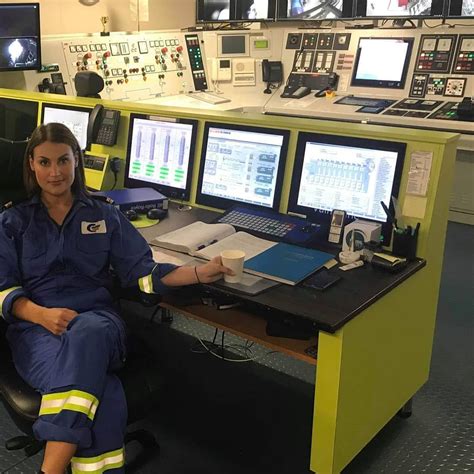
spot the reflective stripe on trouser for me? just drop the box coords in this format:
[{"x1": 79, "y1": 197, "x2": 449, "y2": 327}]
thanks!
[
  {"x1": 39, "y1": 389, "x2": 99, "y2": 421},
  {"x1": 71, "y1": 447, "x2": 125, "y2": 473}
]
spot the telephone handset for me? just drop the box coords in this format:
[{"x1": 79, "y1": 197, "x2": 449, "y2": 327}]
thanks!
[
  {"x1": 280, "y1": 85, "x2": 311, "y2": 99},
  {"x1": 87, "y1": 104, "x2": 121, "y2": 149},
  {"x1": 457, "y1": 97, "x2": 474, "y2": 119}
]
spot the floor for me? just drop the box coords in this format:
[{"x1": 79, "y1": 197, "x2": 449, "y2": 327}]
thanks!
[{"x1": 0, "y1": 222, "x2": 472, "y2": 473}]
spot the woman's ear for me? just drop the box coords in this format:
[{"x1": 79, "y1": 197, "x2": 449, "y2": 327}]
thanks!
[
  {"x1": 29, "y1": 155, "x2": 35, "y2": 171},
  {"x1": 74, "y1": 153, "x2": 79, "y2": 168}
]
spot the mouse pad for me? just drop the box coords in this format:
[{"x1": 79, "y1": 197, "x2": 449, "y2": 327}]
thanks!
[{"x1": 131, "y1": 216, "x2": 160, "y2": 229}]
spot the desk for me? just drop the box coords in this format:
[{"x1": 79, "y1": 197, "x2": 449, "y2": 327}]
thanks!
[{"x1": 142, "y1": 203, "x2": 428, "y2": 474}]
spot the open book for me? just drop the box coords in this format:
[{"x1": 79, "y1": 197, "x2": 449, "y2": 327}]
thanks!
[
  {"x1": 152, "y1": 221, "x2": 276, "y2": 261},
  {"x1": 152, "y1": 221, "x2": 335, "y2": 286}
]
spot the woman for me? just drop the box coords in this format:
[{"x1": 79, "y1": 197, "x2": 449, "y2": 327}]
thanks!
[{"x1": 0, "y1": 123, "x2": 232, "y2": 473}]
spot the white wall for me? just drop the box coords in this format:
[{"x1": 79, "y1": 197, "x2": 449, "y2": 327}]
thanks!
[{"x1": 0, "y1": 0, "x2": 197, "y2": 35}]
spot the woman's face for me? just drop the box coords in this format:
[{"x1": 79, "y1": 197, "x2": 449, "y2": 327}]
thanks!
[{"x1": 29, "y1": 141, "x2": 78, "y2": 198}]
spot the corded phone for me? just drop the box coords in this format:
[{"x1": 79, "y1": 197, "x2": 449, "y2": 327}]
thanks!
[
  {"x1": 281, "y1": 72, "x2": 339, "y2": 99},
  {"x1": 457, "y1": 97, "x2": 474, "y2": 119},
  {"x1": 262, "y1": 59, "x2": 283, "y2": 83},
  {"x1": 87, "y1": 104, "x2": 121, "y2": 148}
]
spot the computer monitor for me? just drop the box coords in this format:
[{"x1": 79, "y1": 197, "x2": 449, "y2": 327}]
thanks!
[
  {"x1": 447, "y1": 0, "x2": 474, "y2": 16},
  {"x1": 124, "y1": 114, "x2": 198, "y2": 200},
  {"x1": 355, "y1": 0, "x2": 444, "y2": 17},
  {"x1": 235, "y1": 0, "x2": 276, "y2": 20},
  {"x1": 351, "y1": 37, "x2": 414, "y2": 89},
  {"x1": 0, "y1": 97, "x2": 38, "y2": 141},
  {"x1": 277, "y1": 0, "x2": 354, "y2": 20},
  {"x1": 288, "y1": 132, "x2": 406, "y2": 245},
  {"x1": 196, "y1": 122, "x2": 290, "y2": 211},
  {"x1": 196, "y1": 0, "x2": 232, "y2": 21},
  {"x1": 41, "y1": 103, "x2": 90, "y2": 151},
  {"x1": 0, "y1": 3, "x2": 41, "y2": 72}
]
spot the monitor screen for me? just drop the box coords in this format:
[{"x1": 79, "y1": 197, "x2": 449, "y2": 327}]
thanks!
[
  {"x1": 236, "y1": 0, "x2": 276, "y2": 20},
  {"x1": 0, "y1": 3, "x2": 41, "y2": 72},
  {"x1": 41, "y1": 103, "x2": 90, "y2": 151},
  {"x1": 124, "y1": 114, "x2": 198, "y2": 200},
  {"x1": 277, "y1": 0, "x2": 354, "y2": 19},
  {"x1": 197, "y1": 0, "x2": 231, "y2": 21},
  {"x1": 351, "y1": 37, "x2": 414, "y2": 89},
  {"x1": 288, "y1": 132, "x2": 406, "y2": 245},
  {"x1": 0, "y1": 98, "x2": 38, "y2": 141},
  {"x1": 448, "y1": 0, "x2": 474, "y2": 16},
  {"x1": 196, "y1": 123, "x2": 289, "y2": 211},
  {"x1": 355, "y1": 0, "x2": 444, "y2": 17}
]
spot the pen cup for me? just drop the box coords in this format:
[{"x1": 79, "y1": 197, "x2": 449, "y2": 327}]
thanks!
[
  {"x1": 392, "y1": 226, "x2": 419, "y2": 261},
  {"x1": 220, "y1": 250, "x2": 246, "y2": 283}
]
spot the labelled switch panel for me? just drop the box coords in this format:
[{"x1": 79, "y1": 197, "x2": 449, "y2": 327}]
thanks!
[
  {"x1": 317, "y1": 33, "x2": 334, "y2": 50},
  {"x1": 313, "y1": 51, "x2": 335, "y2": 73},
  {"x1": 409, "y1": 73, "x2": 429, "y2": 97},
  {"x1": 415, "y1": 35, "x2": 457, "y2": 73},
  {"x1": 302, "y1": 33, "x2": 318, "y2": 50},
  {"x1": 185, "y1": 34, "x2": 208, "y2": 91},
  {"x1": 427, "y1": 76, "x2": 446, "y2": 95},
  {"x1": 293, "y1": 50, "x2": 315, "y2": 72},
  {"x1": 452, "y1": 35, "x2": 474, "y2": 74},
  {"x1": 286, "y1": 33, "x2": 302, "y2": 50},
  {"x1": 444, "y1": 77, "x2": 467, "y2": 96}
]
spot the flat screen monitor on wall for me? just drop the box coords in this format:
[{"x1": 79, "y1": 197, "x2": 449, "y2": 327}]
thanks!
[
  {"x1": 277, "y1": 0, "x2": 355, "y2": 20},
  {"x1": 447, "y1": 0, "x2": 474, "y2": 16},
  {"x1": 196, "y1": 0, "x2": 276, "y2": 21},
  {"x1": 355, "y1": 0, "x2": 444, "y2": 17},
  {"x1": 288, "y1": 132, "x2": 406, "y2": 245},
  {"x1": 125, "y1": 114, "x2": 198, "y2": 201},
  {"x1": 351, "y1": 37, "x2": 414, "y2": 89},
  {"x1": 196, "y1": 122, "x2": 290, "y2": 211},
  {"x1": 0, "y1": 3, "x2": 41, "y2": 72},
  {"x1": 0, "y1": 98, "x2": 38, "y2": 141},
  {"x1": 41, "y1": 103, "x2": 90, "y2": 151}
]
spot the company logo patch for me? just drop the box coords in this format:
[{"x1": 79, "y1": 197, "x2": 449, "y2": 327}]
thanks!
[{"x1": 81, "y1": 220, "x2": 107, "y2": 234}]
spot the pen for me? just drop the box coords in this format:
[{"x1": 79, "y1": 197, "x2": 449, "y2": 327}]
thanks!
[
  {"x1": 196, "y1": 239, "x2": 218, "y2": 251},
  {"x1": 414, "y1": 222, "x2": 420, "y2": 236},
  {"x1": 380, "y1": 201, "x2": 397, "y2": 229}
]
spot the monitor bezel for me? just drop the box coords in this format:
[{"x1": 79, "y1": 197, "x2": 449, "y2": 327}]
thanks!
[
  {"x1": 276, "y1": 0, "x2": 355, "y2": 20},
  {"x1": 287, "y1": 132, "x2": 407, "y2": 246},
  {"x1": 40, "y1": 102, "x2": 91, "y2": 151},
  {"x1": 195, "y1": 121, "x2": 290, "y2": 211},
  {"x1": 354, "y1": 0, "x2": 445, "y2": 18},
  {"x1": 0, "y1": 3, "x2": 42, "y2": 72},
  {"x1": 124, "y1": 113, "x2": 199, "y2": 201},
  {"x1": 350, "y1": 37, "x2": 414, "y2": 89}
]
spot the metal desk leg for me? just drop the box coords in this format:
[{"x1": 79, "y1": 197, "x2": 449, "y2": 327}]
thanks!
[{"x1": 398, "y1": 397, "x2": 413, "y2": 418}]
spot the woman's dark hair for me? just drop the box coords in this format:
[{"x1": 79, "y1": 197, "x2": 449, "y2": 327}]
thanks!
[{"x1": 23, "y1": 122, "x2": 88, "y2": 197}]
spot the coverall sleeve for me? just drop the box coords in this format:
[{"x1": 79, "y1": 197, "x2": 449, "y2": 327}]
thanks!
[
  {"x1": 0, "y1": 213, "x2": 28, "y2": 323},
  {"x1": 108, "y1": 207, "x2": 177, "y2": 295}
]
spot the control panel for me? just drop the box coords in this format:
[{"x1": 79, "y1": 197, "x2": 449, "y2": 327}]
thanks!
[
  {"x1": 415, "y1": 35, "x2": 457, "y2": 73},
  {"x1": 452, "y1": 35, "x2": 474, "y2": 74},
  {"x1": 185, "y1": 34, "x2": 208, "y2": 91}
]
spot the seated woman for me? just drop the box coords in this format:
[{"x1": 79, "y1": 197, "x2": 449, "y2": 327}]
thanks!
[{"x1": 0, "y1": 122, "x2": 232, "y2": 474}]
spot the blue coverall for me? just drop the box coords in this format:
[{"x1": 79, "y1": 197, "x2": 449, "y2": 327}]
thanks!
[{"x1": 0, "y1": 192, "x2": 176, "y2": 473}]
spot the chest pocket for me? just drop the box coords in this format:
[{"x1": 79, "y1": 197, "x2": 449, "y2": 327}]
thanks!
[{"x1": 77, "y1": 233, "x2": 111, "y2": 254}]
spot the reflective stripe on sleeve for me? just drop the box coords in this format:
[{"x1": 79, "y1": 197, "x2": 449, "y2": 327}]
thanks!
[
  {"x1": 39, "y1": 389, "x2": 99, "y2": 421},
  {"x1": 138, "y1": 274, "x2": 153, "y2": 294},
  {"x1": 71, "y1": 447, "x2": 125, "y2": 473},
  {"x1": 0, "y1": 286, "x2": 21, "y2": 319}
]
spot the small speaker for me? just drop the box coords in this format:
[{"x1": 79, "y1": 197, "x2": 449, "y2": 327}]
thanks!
[{"x1": 342, "y1": 220, "x2": 382, "y2": 252}]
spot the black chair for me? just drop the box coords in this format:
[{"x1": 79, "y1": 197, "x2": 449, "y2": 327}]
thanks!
[
  {"x1": 0, "y1": 290, "x2": 163, "y2": 471},
  {"x1": 0, "y1": 138, "x2": 28, "y2": 208},
  {"x1": 74, "y1": 71, "x2": 104, "y2": 98}
]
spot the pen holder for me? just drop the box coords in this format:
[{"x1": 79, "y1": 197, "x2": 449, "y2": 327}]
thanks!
[{"x1": 392, "y1": 227, "x2": 419, "y2": 261}]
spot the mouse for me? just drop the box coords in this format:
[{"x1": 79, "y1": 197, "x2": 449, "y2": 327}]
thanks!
[
  {"x1": 314, "y1": 88, "x2": 329, "y2": 98},
  {"x1": 147, "y1": 208, "x2": 167, "y2": 220},
  {"x1": 124, "y1": 209, "x2": 138, "y2": 221}
]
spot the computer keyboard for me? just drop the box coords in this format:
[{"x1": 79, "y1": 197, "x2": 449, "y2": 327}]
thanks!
[
  {"x1": 214, "y1": 206, "x2": 323, "y2": 245},
  {"x1": 190, "y1": 92, "x2": 230, "y2": 105},
  {"x1": 217, "y1": 209, "x2": 296, "y2": 238}
]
